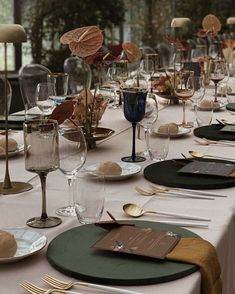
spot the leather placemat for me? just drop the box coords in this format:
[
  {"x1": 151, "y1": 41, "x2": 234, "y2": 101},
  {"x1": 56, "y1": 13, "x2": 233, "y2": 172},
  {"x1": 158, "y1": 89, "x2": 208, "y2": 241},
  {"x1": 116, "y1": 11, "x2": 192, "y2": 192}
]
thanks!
[
  {"x1": 47, "y1": 221, "x2": 199, "y2": 286},
  {"x1": 144, "y1": 159, "x2": 235, "y2": 189},
  {"x1": 194, "y1": 124, "x2": 235, "y2": 141}
]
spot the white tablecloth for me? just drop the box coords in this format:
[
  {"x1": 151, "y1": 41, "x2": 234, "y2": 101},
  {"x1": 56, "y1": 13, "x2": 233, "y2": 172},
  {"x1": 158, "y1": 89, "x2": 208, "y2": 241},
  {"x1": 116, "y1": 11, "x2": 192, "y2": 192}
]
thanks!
[{"x1": 1, "y1": 92, "x2": 235, "y2": 294}]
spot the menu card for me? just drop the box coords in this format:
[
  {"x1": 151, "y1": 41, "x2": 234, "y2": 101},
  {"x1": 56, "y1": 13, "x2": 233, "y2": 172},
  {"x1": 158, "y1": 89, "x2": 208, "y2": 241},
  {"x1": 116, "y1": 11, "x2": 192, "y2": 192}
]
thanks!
[
  {"x1": 92, "y1": 225, "x2": 181, "y2": 260},
  {"x1": 178, "y1": 160, "x2": 235, "y2": 177},
  {"x1": 220, "y1": 125, "x2": 235, "y2": 133}
]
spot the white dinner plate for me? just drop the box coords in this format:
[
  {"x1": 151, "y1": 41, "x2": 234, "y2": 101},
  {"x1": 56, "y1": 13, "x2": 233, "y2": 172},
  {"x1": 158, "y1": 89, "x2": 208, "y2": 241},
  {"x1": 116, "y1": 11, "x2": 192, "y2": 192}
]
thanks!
[
  {"x1": 85, "y1": 162, "x2": 142, "y2": 181},
  {"x1": 0, "y1": 144, "x2": 24, "y2": 159},
  {"x1": 153, "y1": 127, "x2": 191, "y2": 138},
  {"x1": 0, "y1": 228, "x2": 47, "y2": 263}
]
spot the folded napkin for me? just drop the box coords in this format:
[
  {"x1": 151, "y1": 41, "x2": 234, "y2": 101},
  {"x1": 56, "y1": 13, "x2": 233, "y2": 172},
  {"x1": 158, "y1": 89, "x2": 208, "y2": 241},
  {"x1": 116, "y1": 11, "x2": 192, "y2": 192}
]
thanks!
[{"x1": 167, "y1": 238, "x2": 222, "y2": 294}]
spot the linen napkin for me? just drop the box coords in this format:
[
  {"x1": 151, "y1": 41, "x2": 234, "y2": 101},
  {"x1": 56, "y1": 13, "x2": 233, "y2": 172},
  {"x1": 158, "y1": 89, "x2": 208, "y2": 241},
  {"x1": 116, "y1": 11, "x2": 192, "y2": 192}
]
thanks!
[{"x1": 166, "y1": 238, "x2": 222, "y2": 294}]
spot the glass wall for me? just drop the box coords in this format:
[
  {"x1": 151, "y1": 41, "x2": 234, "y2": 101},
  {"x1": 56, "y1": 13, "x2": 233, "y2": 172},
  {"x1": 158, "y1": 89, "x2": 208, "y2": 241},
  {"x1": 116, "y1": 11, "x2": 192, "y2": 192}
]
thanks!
[{"x1": 0, "y1": 0, "x2": 235, "y2": 72}]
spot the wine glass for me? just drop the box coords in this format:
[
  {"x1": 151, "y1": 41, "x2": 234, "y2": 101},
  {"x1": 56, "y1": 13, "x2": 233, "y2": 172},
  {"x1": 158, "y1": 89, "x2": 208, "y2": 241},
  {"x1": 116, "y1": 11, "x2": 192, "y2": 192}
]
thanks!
[
  {"x1": 190, "y1": 76, "x2": 205, "y2": 126},
  {"x1": 23, "y1": 119, "x2": 61, "y2": 228},
  {"x1": 35, "y1": 82, "x2": 55, "y2": 117},
  {"x1": 47, "y1": 72, "x2": 69, "y2": 105},
  {"x1": 111, "y1": 60, "x2": 129, "y2": 106},
  {"x1": 56, "y1": 126, "x2": 87, "y2": 217},
  {"x1": 208, "y1": 59, "x2": 226, "y2": 102},
  {"x1": 139, "y1": 58, "x2": 154, "y2": 92},
  {"x1": 138, "y1": 94, "x2": 158, "y2": 157},
  {"x1": 122, "y1": 88, "x2": 148, "y2": 162},
  {"x1": 175, "y1": 72, "x2": 195, "y2": 128}
]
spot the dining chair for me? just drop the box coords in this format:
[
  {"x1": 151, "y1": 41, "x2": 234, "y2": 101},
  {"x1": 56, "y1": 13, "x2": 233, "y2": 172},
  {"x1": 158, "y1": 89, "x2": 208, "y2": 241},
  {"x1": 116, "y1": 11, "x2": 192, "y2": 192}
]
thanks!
[
  {"x1": 64, "y1": 56, "x2": 92, "y2": 94},
  {"x1": 18, "y1": 63, "x2": 51, "y2": 113},
  {"x1": 0, "y1": 77, "x2": 12, "y2": 115}
]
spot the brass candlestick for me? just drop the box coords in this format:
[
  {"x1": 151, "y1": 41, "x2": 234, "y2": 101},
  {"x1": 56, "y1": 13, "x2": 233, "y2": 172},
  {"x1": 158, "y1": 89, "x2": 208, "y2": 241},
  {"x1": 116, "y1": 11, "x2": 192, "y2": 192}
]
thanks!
[{"x1": 0, "y1": 24, "x2": 32, "y2": 194}]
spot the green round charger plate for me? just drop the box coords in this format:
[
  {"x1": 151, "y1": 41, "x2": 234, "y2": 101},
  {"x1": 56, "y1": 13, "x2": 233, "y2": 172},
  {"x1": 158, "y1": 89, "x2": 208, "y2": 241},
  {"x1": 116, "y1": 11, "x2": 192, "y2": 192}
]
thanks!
[
  {"x1": 226, "y1": 103, "x2": 235, "y2": 112},
  {"x1": 144, "y1": 159, "x2": 235, "y2": 189},
  {"x1": 194, "y1": 124, "x2": 235, "y2": 141},
  {"x1": 47, "y1": 221, "x2": 199, "y2": 286}
]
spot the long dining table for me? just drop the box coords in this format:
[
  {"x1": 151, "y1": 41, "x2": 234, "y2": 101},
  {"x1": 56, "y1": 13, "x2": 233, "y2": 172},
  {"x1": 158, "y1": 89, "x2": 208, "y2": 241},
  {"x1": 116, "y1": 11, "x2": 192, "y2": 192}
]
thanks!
[{"x1": 1, "y1": 84, "x2": 235, "y2": 294}]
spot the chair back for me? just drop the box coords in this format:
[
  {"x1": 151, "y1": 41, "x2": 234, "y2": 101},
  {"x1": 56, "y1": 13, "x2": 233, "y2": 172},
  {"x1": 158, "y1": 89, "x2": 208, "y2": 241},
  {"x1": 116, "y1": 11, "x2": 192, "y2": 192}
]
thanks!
[
  {"x1": 64, "y1": 56, "x2": 92, "y2": 94},
  {"x1": 0, "y1": 77, "x2": 12, "y2": 115},
  {"x1": 18, "y1": 64, "x2": 51, "y2": 110}
]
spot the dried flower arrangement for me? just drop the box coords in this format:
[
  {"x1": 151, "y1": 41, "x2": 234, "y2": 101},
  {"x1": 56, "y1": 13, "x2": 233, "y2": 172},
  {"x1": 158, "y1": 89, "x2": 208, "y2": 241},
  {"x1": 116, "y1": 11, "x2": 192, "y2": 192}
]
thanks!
[{"x1": 50, "y1": 25, "x2": 142, "y2": 148}]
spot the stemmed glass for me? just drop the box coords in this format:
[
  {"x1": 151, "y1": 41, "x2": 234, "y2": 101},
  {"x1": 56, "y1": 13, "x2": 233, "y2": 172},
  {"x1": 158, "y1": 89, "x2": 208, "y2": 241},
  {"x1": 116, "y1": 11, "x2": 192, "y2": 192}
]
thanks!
[
  {"x1": 35, "y1": 82, "x2": 56, "y2": 117},
  {"x1": 208, "y1": 59, "x2": 226, "y2": 102},
  {"x1": 138, "y1": 95, "x2": 158, "y2": 157},
  {"x1": 122, "y1": 88, "x2": 148, "y2": 162},
  {"x1": 23, "y1": 119, "x2": 61, "y2": 228},
  {"x1": 190, "y1": 76, "x2": 205, "y2": 126},
  {"x1": 175, "y1": 73, "x2": 195, "y2": 128},
  {"x1": 139, "y1": 58, "x2": 154, "y2": 92},
  {"x1": 47, "y1": 72, "x2": 69, "y2": 105},
  {"x1": 56, "y1": 126, "x2": 87, "y2": 217}
]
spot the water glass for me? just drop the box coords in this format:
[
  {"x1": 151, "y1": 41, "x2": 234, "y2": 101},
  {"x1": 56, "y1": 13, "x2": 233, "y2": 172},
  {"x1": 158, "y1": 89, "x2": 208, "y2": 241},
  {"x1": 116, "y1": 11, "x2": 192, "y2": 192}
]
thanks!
[
  {"x1": 195, "y1": 99, "x2": 213, "y2": 126},
  {"x1": 74, "y1": 172, "x2": 105, "y2": 224},
  {"x1": 35, "y1": 82, "x2": 55, "y2": 117},
  {"x1": 47, "y1": 72, "x2": 69, "y2": 104},
  {"x1": 148, "y1": 132, "x2": 170, "y2": 161}
]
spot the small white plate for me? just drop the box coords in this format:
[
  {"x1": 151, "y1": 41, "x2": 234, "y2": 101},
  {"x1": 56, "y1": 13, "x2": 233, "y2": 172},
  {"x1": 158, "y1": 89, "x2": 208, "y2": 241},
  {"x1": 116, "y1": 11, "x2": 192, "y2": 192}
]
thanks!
[
  {"x1": 0, "y1": 144, "x2": 24, "y2": 159},
  {"x1": 154, "y1": 127, "x2": 191, "y2": 138},
  {"x1": 85, "y1": 162, "x2": 142, "y2": 181},
  {"x1": 0, "y1": 228, "x2": 47, "y2": 263}
]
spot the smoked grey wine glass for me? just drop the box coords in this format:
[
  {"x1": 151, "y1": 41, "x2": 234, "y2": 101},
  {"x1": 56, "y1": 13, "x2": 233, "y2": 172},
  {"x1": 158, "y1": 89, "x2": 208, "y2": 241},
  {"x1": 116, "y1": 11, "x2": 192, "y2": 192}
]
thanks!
[{"x1": 23, "y1": 119, "x2": 61, "y2": 228}]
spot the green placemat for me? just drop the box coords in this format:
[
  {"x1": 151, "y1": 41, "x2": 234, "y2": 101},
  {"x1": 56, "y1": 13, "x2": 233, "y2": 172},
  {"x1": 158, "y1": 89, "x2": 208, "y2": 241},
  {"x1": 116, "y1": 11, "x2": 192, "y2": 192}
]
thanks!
[
  {"x1": 194, "y1": 124, "x2": 235, "y2": 141},
  {"x1": 226, "y1": 103, "x2": 235, "y2": 112},
  {"x1": 144, "y1": 159, "x2": 235, "y2": 189},
  {"x1": 0, "y1": 115, "x2": 25, "y2": 130},
  {"x1": 47, "y1": 221, "x2": 199, "y2": 286}
]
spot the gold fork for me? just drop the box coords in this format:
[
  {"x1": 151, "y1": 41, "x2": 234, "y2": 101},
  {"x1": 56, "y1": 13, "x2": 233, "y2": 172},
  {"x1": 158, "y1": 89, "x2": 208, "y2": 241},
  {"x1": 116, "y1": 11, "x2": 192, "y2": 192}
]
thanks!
[
  {"x1": 42, "y1": 274, "x2": 141, "y2": 294},
  {"x1": 20, "y1": 280, "x2": 69, "y2": 294}
]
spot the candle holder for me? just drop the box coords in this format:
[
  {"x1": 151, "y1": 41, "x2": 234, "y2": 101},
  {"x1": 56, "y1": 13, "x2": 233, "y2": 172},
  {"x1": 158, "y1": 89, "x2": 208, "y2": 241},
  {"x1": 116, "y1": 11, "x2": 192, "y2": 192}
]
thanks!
[{"x1": 0, "y1": 24, "x2": 32, "y2": 195}]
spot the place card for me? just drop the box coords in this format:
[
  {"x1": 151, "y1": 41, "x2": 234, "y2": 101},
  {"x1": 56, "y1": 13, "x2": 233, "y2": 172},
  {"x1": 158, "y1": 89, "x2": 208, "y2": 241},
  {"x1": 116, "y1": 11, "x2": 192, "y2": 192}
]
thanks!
[
  {"x1": 92, "y1": 225, "x2": 181, "y2": 260},
  {"x1": 178, "y1": 160, "x2": 235, "y2": 177},
  {"x1": 220, "y1": 125, "x2": 235, "y2": 133}
]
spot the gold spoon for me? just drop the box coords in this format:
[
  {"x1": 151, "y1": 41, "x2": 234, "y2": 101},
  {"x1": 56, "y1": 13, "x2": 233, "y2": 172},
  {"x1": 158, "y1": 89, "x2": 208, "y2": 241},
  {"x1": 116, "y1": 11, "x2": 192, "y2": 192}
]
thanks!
[
  {"x1": 221, "y1": 119, "x2": 235, "y2": 125},
  {"x1": 194, "y1": 138, "x2": 235, "y2": 146},
  {"x1": 189, "y1": 150, "x2": 234, "y2": 161},
  {"x1": 123, "y1": 203, "x2": 210, "y2": 221}
]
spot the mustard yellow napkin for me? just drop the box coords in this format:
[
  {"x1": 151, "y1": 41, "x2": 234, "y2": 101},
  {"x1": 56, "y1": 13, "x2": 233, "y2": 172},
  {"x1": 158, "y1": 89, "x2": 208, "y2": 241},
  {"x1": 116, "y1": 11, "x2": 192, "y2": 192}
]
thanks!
[{"x1": 166, "y1": 238, "x2": 222, "y2": 294}]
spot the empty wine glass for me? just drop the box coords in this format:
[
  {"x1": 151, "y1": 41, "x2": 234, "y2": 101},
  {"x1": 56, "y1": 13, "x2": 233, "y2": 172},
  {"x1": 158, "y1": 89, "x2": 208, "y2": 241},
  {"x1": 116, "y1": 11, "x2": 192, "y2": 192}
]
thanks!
[
  {"x1": 23, "y1": 119, "x2": 61, "y2": 228},
  {"x1": 138, "y1": 94, "x2": 158, "y2": 156},
  {"x1": 35, "y1": 82, "x2": 55, "y2": 117},
  {"x1": 47, "y1": 72, "x2": 69, "y2": 105},
  {"x1": 122, "y1": 88, "x2": 148, "y2": 162},
  {"x1": 208, "y1": 59, "x2": 226, "y2": 102},
  {"x1": 175, "y1": 72, "x2": 195, "y2": 128},
  {"x1": 56, "y1": 126, "x2": 87, "y2": 217},
  {"x1": 139, "y1": 58, "x2": 154, "y2": 92},
  {"x1": 190, "y1": 76, "x2": 205, "y2": 126}
]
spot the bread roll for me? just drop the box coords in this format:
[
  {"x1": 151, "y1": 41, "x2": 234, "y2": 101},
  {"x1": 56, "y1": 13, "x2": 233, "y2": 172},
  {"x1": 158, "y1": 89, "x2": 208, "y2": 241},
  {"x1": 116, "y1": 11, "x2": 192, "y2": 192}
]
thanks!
[
  {"x1": 158, "y1": 123, "x2": 179, "y2": 134},
  {"x1": 199, "y1": 99, "x2": 213, "y2": 110},
  {"x1": 0, "y1": 138, "x2": 18, "y2": 152},
  {"x1": 96, "y1": 161, "x2": 122, "y2": 176},
  {"x1": 0, "y1": 230, "x2": 17, "y2": 258}
]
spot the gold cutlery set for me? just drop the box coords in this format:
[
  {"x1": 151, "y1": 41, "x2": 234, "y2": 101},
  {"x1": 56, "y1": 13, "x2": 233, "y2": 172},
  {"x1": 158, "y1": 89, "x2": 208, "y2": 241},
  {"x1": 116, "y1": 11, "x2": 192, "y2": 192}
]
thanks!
[{"x1": 21, "y1": 275, "x2": 141, "y2": 294}]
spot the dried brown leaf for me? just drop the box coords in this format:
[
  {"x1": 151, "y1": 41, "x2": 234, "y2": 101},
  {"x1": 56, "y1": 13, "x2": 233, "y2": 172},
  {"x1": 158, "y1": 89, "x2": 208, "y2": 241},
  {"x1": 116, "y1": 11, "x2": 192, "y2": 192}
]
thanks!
[
  {"x1": 122, "y1": 42, "x2": 142, "y2": 63},
  {"x1": 61, "y1": 26, "x2": 103, "y2": 58},
  {"x1": 202, "y1": 14, "x2": 221, "y2": 33},
  {"x1": 50, "y1": 100, "x2": 75, "y2": 125}
]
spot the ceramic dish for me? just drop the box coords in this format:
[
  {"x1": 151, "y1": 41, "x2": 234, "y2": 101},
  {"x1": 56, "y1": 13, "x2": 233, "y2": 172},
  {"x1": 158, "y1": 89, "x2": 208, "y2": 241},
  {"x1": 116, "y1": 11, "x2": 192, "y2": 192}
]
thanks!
[
  {"x1": 154, "y1": 127, "x2": 191, "y2": 138},
  {"x1": 85, "y1": 162, "x2": 142, "y2": 181},
  {"x1": 0, "y1": 228, "x2": 47, "y2": 263},
  {"x1": 0, "y1": 144, "x2": 24, "y2": 159}
]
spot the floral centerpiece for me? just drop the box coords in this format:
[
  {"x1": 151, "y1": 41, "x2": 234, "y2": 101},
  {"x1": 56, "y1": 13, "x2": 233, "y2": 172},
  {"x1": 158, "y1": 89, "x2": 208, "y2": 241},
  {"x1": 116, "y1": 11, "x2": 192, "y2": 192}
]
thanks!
[{"x1": 50, "y1": 25, "x2": 142, "y2": 148}]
